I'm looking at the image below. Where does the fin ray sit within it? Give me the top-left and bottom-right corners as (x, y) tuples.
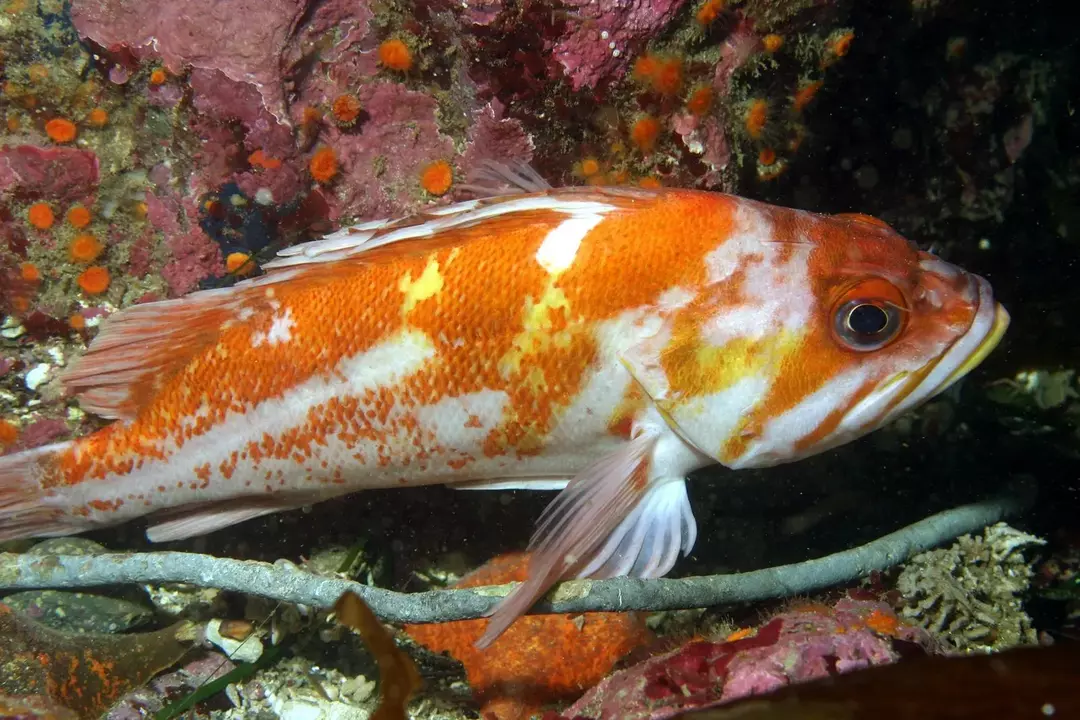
(261, 182), (660, 273)
(61, 292), (243, 420)
(476, 432), (658, 648)
(576, 479), (696, 580)
(452, 477), (572, 491)
(146, 502), (293, 542)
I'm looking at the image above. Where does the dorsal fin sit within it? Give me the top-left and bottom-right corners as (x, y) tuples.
(261, 184), (654, 272)
(457, 159), (554, 196)
(59, 287), (262, 420)
(835, 212), (894, 230)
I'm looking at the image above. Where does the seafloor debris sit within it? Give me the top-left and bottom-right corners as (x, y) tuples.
(0, 602), (195, 720)
(205, 617), (265, 663)
(0, 693), (79, 720)
(551, 595), (932, 720)
(896, 521), (1045, 653)
(2, 588), (153, 634)
(106, 651), (242, 720)
(405, 551), (653, 720)
(986, 369), (1079, 412)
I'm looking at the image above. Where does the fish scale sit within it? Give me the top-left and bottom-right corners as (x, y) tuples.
(0, 170), (1009, 647)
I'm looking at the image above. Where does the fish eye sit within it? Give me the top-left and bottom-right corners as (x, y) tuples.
(833, 299), (903, 351)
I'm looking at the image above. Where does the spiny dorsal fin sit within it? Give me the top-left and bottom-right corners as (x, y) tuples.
(458, 159), (554, 197)
(261, 185), (656, 272)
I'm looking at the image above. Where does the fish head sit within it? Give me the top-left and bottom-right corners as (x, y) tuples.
(622, 207), (1009, 470)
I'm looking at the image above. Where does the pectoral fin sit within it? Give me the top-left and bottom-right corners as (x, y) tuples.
(476, 427), (700, 648)
(476, 432), (657, 648)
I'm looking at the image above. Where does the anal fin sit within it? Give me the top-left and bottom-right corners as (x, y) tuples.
(145, 496), (311, 542)
(451, 477), (571, 492)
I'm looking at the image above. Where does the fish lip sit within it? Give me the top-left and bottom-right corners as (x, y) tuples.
(927, 299), (1009, 398)
(874, 273), (1009, 427)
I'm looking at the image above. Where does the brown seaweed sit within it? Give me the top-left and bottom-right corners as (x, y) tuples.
(334, 591), (421, 720)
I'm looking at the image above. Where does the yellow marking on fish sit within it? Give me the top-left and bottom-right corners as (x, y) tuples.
(525, 366), (548, 392)
(499, 282), (573, 378)
(399, 257), (444, 316)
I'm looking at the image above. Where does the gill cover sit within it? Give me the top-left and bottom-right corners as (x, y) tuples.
(621, 301), (783, 468)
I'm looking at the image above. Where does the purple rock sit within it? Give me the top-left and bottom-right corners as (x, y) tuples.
(71, 0), (310, 122)
(0, 146), (100, 202)
(560, 597), (934, 720)
(553, 0), (689, 90)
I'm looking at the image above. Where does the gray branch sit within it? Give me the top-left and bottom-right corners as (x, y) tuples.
(0, 492), (1030, 624)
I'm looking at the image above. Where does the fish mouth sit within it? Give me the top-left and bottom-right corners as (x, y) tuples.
(842, 273), (1009, 432)
(927, 300), (1010, 398)
(881, 273), (1009, 425)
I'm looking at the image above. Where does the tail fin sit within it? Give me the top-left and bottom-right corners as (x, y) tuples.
(0, 442), (80, 542)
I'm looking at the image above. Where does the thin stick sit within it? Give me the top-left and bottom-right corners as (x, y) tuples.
(0, 491), (1030, 624)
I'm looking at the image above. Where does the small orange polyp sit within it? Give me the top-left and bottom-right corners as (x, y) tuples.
(67, 206), (92, 228)
(378, 39), (412, 71)
(87, 107), (109, 127)
(696, 0), (725, 25)
(686, 86), (714, 116)
(27, 202), (54, 229)
(19, 262), (41, 284)
(420, 160), (453, 196)
(331, 94), (362, 127)
(630, 115), (661, 152)
(762, 34), (784, 53)
(744, 99), (768, 138)
(45, 118), (77, 143)
(309, 147), (338, 183)
(69, 234), (104, 263)
(77, 266), (111, 295)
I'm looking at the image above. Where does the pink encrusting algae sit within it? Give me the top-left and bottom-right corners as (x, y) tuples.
(0, 170), (1008, 646)
(554, 595), (934, 719)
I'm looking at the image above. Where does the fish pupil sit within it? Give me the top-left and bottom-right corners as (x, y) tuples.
(847, 303), (889, 335)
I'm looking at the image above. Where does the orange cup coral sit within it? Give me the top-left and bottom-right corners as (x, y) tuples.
(45, 118), (77, 143)
(419, 160), (453, 196)
(77, 266), (110, 294)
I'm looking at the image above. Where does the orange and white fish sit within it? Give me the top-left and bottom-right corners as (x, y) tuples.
(0, 164), (1008, 646)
